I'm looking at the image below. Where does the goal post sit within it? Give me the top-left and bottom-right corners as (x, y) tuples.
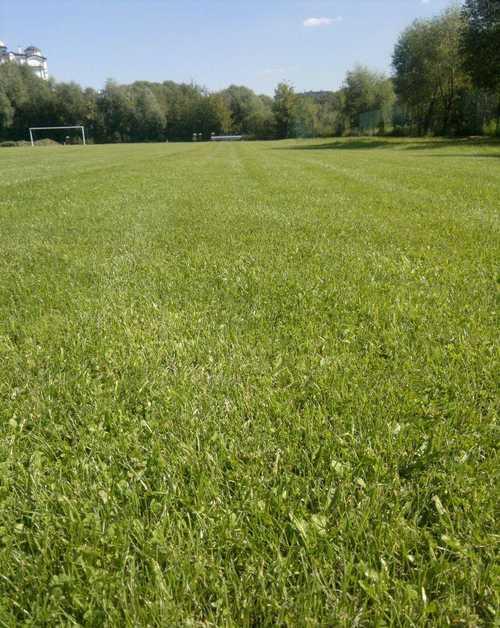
(29, 125), (87, 146)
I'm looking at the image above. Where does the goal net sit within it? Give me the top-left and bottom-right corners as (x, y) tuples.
(29, 126), (87, 146)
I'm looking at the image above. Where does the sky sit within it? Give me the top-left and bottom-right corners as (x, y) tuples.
(0, 0), (455, 94)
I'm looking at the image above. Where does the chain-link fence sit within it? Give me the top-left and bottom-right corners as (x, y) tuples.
(358, 92), (499, 136)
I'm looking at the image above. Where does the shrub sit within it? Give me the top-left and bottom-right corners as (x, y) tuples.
(483, 119), (500, 137)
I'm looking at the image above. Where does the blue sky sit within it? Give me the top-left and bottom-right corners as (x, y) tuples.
(1, 0), (455, 94)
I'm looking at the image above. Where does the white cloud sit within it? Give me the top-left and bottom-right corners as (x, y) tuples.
(303, 16), (342, 28)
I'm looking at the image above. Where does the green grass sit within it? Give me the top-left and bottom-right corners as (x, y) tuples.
(0, 137), (498, 626)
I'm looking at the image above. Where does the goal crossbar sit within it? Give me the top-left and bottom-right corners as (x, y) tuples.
(29, 126), (86, 146)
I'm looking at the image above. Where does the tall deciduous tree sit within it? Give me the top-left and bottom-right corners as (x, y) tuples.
(221, 85), (271, 135)
(208, 93), (233, 135)
(293, 97), (319, 138)
(130, 84), (166, 141)
(97, 80), (136, 142)
(342, 65), (395, 132)
(273, 82), (297, 139)
(195, 92), (233, 138)
(0, 88), (14, 135)
(461, 0), (500, 92)
(392, 8), (469, 135)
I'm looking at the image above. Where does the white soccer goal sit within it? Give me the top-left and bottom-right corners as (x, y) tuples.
(29, 125), (87, 146)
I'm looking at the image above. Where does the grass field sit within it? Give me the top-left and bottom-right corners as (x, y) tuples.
(0, 137), (498, 626)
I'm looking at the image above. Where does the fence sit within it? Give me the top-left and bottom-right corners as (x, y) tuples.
(358, 92), (500, 137)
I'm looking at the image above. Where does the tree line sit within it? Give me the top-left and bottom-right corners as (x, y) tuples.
(0, 1), (498, 143)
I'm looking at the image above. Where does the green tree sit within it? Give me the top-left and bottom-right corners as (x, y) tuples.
(273, 82), (297, 139)
(193, 92), (233, 139)
(342, 65), (395, 133)
(52, 82), (90, 125)
(301, 90), (349, 137)
(221, 85), (268, 135)
(461, 0), (500, 92)
(0, 88), (14, 136)
(97, 80), (136, 142)
(209, 93), (233, 135)
(163, 81), (204, 140)
(130, 84), (166, 141)
(0, 62), (55, 140)
(392, 8), (469, 135)
(245, 95), (275, 138)
(293, 96), (319, 138)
